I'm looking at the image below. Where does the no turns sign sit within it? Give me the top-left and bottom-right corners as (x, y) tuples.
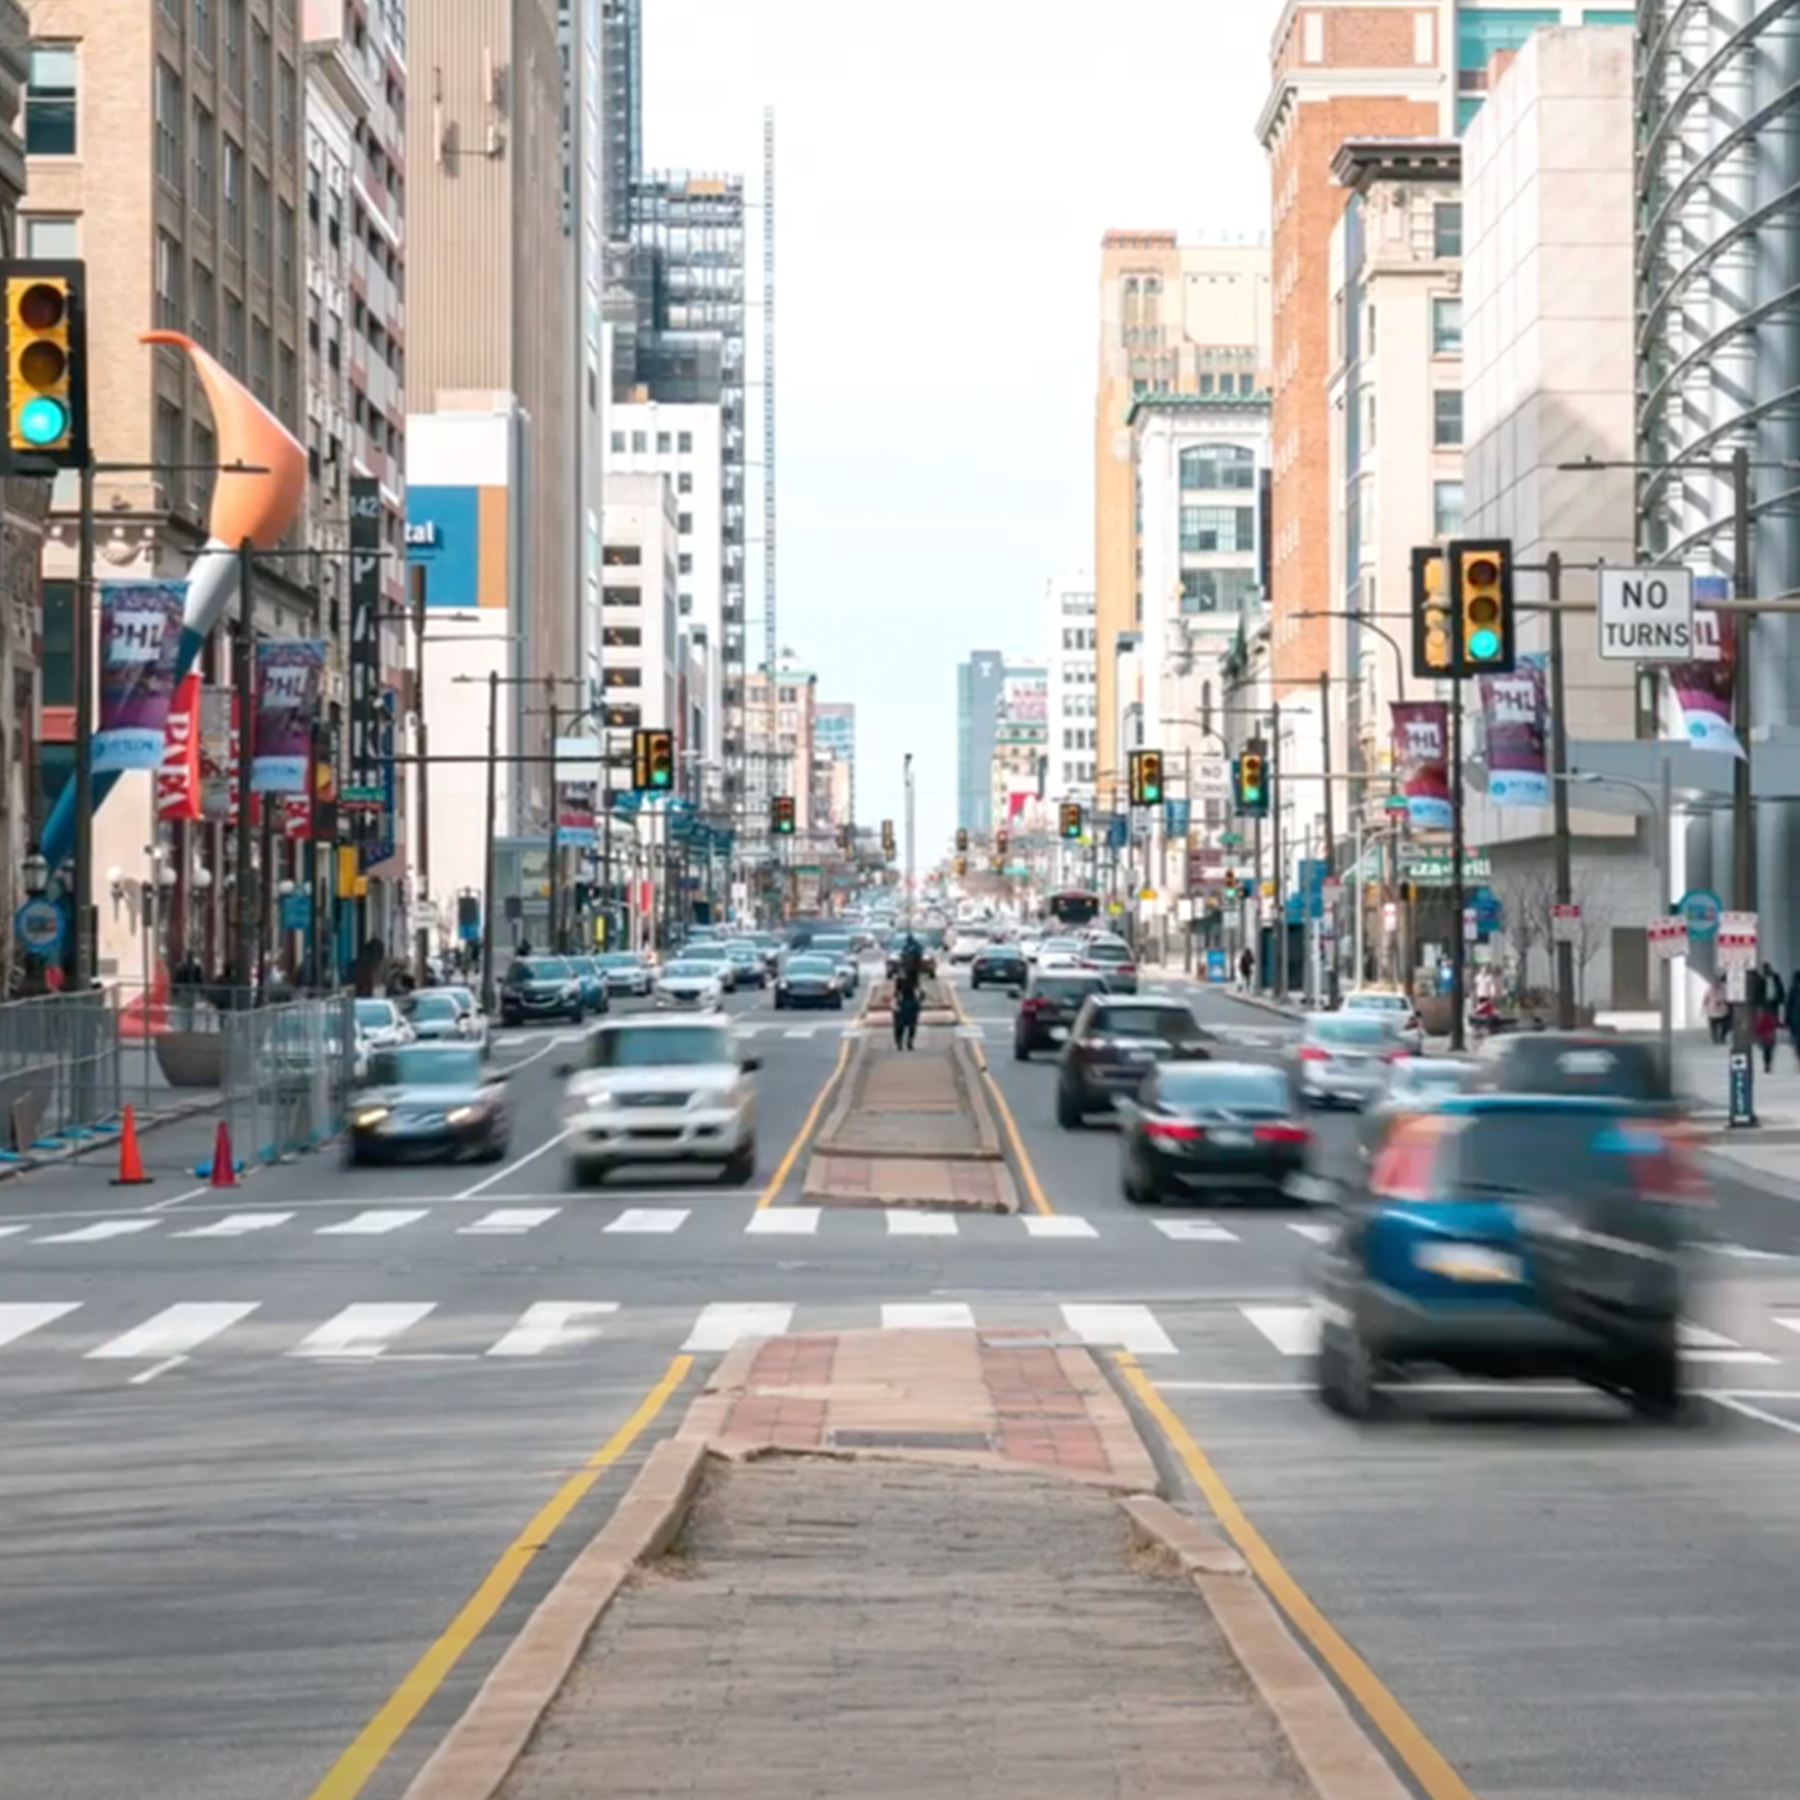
(1597, 566), (1694, 662)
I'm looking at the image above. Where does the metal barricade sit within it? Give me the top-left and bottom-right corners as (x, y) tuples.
(219, 994), (358, 1166)
(0, 989), (123, 1153)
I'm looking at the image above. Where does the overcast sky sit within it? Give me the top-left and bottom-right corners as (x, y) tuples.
(641, 0), (1281, 853)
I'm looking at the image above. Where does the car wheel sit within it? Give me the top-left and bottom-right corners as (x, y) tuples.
(1121, 1153), (1158, 1205)
(566, 1158), (603, 1189)
(722, 1142), (756, 1186)
(1620, 1335), (1682, 1421)
(1056, 1084), (1085, 1130)
(343, 1141), (365, 1169)
(1014, 1040), (1029, 1062)
(570, 1006), (584, 1024)
(478, 1136), (510, 1164)
(1316, 1320), (1385, 1421)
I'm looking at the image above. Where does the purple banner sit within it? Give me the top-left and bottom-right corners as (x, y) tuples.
(1391, 701), (1452, 832)
(94, 582), (186, 775)
(1479, 654), (1548, 808)
(1667, 576), (1742, 755)
(250, 640), (326, 794)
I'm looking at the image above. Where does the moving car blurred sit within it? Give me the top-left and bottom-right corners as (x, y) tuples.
(1034, 935), (1086, 971)
(354, 996), (413, 1052)
(947, 927), (991, 966)
(1359, 1056), (1469, 1161)
(1341, 987), (1425, 1054)
(775, 953), (844, 1010)
(597, 951), (654, 998)
(346, 1044), (510, 1166)
(1313, 1096), (1707, 1420)
(1289, 1012), (1409, 1110)
(407, 988), (489, 1055)
(654, 959), (726, 1010)
(1077, 935), (1139, 993)
(499, 956), (586, 1028)
(677, 942), (738, 993)
(566, 956), (610, 1013)
(560, 1016), (760, 1187)
(1056, 996), (1216, 1128)
(969, 941), (1029, 991)
(724, 939), (769, 990)
(884, 933), (938, 980)
(1468, 1031), (1680, 1121)
(810, 932), (859, 993)
(1014, 969), (1107, 1059)
(1119, 1061), (1312, 1205)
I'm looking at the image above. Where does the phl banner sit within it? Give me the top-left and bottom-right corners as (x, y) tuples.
(156, 672), (203, 821)
(1666, 575), (1742, 755)
(94, 581), (186, 775)
(1478, 655), (1548, 809)
(1390, 700), (1452, 832)
(557, 782), (597, 846)
(251, 640), (326, 793)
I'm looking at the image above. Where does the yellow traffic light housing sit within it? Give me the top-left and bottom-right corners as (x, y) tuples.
(1235, 743), (1268, 816)
(1411, 546), (1452, 677)
(3, 262), (86, 471)
(955, 827), (968, 853)
(1450, 539), (1515, 672)
(770, 794), (795, 836)
(646, 728), (675, 791)
(1128, 748), (1164, 807)
(1060, 802), (1082, 841)
(880, 819), (895, 857)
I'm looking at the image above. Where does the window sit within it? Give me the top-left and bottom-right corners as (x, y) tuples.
(155, 400), (183, 488)
(277, 57), (296, 158)
(1180, 569), (1260, 614)
(1180, 506), (1256, 554)
(1432, 297), (1463, 355)
(609, 431), (625, 453)
(603, 667), (643, 689)
(223, 290), (245, 376)
(155, 233), (183, 328)
(223, 0), (243, 94)
(1434, 202), (1463, 258)
(602, 584), (641, 606)
(22, 215), (78, 256)
(1433, 388), (1464, 447)
(278, 344), (296, 423)
(1433, 480), (1465, 538)
(677, 512), (692, 535)
(1179, 444), (1255, 491)
(678, 552), (693, 575)
(191, 421), (216, 511)
(677, 431), (693, 453)
(630, 431), (646, 453)
(251, 319), (271, 400)
(39, 579), (75, 706)
(251, 169), (271, 280)
(192, 102), (215, 216)
(677, 471), (692, 495)
(222, 135), (244, 252)
(655, 432), (671, 453)
(191, 260), (216, 347)
(192, 0), (213, 55)
(277, 199), (295, 295)
(25, 46), (78, 157)
(603, 544), (641, 566)
(1198, 373), (1214, 396)
(604, 626), (642, 648)
(155, 61), (184, 192)
(250, 21), (271, 136)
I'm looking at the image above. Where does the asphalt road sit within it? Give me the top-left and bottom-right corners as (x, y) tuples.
(8, 959), (1800, 1800)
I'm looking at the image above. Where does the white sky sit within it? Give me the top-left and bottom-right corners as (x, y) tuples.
(642, 0), (1284, 851)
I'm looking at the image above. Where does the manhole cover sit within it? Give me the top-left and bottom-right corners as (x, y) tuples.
(829, 1429), (994, 1452)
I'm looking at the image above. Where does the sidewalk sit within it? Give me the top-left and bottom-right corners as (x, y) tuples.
(408, 1330), (1409, 1800)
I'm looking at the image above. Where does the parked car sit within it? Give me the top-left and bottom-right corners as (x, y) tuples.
(969, 941), (1029, 991)
(1014, 969), (1108, 1059)
(1118, 1060), (1313, 1206)
(1288, 1012), (1409, 1110)
(1056, 996), (1216, 1128)
(775, 953), (844, 1010)
(499, 956), (586, 1028)
(345, 1044), (510, 1166)
(560, 1016), (760, 1187)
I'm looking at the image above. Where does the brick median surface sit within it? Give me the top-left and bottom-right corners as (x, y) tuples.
(496, 1457), (1313, 1800)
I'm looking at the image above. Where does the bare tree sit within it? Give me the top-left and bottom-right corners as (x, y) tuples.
(1491, 865), (1556, 1001)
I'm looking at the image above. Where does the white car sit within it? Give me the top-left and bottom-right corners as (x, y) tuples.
(354, 997), (413, 1052)
(1341, 988), (1426, 1054)
(560, 1016), (759, 1186)
(407, 988), (489, 1055)
(654, 959), (726, 1010)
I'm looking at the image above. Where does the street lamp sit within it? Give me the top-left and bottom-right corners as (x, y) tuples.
(20, 848), (48, 896)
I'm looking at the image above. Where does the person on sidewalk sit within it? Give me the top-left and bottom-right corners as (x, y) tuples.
(1238, 946), (1255, 993)
(1706, 975), (1732, 1046)
(1785, 970), (1800, 1067)
(893, 934), (924, 1052)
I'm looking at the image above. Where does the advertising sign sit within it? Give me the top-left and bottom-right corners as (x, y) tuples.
(1718, 911), (1758, 969)
(199, 684), (235, 822)
(345, 474), (385, 819)
(999, 674), (1048, 725)
(156, 672), (203, 822)
(94, 581), (186, 774)
(251, 640), (326, 793)
(1390, 700), (1452, 832)
(1479, 655), (1548, 808)
(1667, 577), (1742, 754)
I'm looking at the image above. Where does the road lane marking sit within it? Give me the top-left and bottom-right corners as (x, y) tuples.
(754, 1030), (855, 1212)
(486, 1301), (619, 1357)
(458, 1207), (560, 1235)
(129, 1355), (189, 1385)
(682, 1301), (794, 1352)
(885, 1211), (957, 1236)
(1708, 1392), (1800, 1436)
(603, 1208), (689, 1234)
(1021, 1215), (1096, 1238)
(745, 1207), (820, 1235)
(1060, 1303), (1176, 1356)
(0, 1302), (79, 1348)
(1153, 1220), (1240, 1242)
(949, 981), (1054, 1216)
(317, 1209), (428, 1236)
(881, 1301), (976, 1330)
(175, 1211), (294, 1238)
(1241, 1305), (1318, 1357)
(303, 1352), (690, 1800)
(1288, 1222), (1332, 1244)
(146, 1184), (211, 1213)
(452, 1127), (572, 1201)
(1118, 1357), (1482, 1800)
(88, 1301), (260, 1360)
(36, 1218), (161, 1244)
(292, 1302), (436, 1358)
(0, 1224), (28, 1239)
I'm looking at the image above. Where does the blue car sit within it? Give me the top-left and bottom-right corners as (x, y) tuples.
(566, 957), (611, 1016)
(1313, 1093), (1707, 1421)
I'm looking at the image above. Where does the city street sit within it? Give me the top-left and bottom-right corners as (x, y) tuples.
(9, 964), (1800, 1797)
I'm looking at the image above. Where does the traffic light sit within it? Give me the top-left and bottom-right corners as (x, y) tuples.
(1411, 546), (1453, 678)
(954, 854), (967, 877)
(996, 828), (1009, 856)
(955, 827), (968, 853)
(770, 794), (795, 835)
(880, 819), (895, 857)
(1235, 743), (1268, 816)
(1059, 802), (1083, 841)
(1450, 538), (1515, 673)
(1128, 748), (1164, 807)
(630, 728), (674, 792)
(2, 262), (87, 473)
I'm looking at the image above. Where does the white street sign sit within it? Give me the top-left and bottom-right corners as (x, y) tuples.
(1551, 902), (1582, 944)
(1726, 965), (1748, 1002)
(1718, 910), (1758, 968)
(1649, 916), (1686, 962)
(1321, 878), (1342, 907)
(1597, 566), (1694, 663)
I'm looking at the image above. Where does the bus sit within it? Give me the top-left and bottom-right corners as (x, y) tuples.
(1044, 890), (1100, 930)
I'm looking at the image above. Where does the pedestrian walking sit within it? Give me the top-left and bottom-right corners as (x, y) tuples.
(1785, 971), (1800, 1069)
(892, 933), (925, 1052)
(1706, 975), (1731, 1046)
(1238, 946), (1255, 993)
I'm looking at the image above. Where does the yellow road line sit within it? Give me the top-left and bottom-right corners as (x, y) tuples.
(305, 1353), (693, 1800)
(754, 1031), (852, 1211)
(948, 976), (1054, 1216)
(1114, 1356), (1480, 1800)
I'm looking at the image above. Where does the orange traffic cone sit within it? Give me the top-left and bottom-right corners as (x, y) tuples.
(109, 1106), (152, 1187)
(208, 1119), (238, 1188)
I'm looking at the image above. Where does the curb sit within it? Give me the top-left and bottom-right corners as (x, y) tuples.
(398, 1434), (709, 1800)
(1122, 1496), (1412, 1800)
(0, 1093), (224, 1184)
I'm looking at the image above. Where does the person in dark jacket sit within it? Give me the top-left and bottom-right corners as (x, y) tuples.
(893, 935), (925, 1051)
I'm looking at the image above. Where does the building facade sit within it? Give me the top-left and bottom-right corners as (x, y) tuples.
(956, 649), (1007, 837)
(599, 471), (680, 748)
(814, 701), (854, 822)
(742, 660), (816, 833)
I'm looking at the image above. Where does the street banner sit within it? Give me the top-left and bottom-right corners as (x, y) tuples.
(94, 581), (186, 774)
(156, 672), (203, 821)
(1667, 576), (1742, 754)
(281, 795), (311, 840)
(558, 781), (597, 846)
(1390, 700), (1452, 831)
(1479, 654), (1548, 808)
(1164, 797), (1191, 836)
(199, 684), (234, 821)
(251, 639), (326, 793)
(344, 474), (385, 815)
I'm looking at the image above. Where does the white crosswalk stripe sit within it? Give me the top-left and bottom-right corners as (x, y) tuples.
(1288, 1223), (1333, 1244)
(459, 1207), (560, 1235)
(1060, 1302), (1176, 1356)
(885, 1212), (958, 1237)
(292, 1302), (436, 1358)
(0, 1224), (30, 1240)
(0, 1302), (78, 1348)
(316, 1210), (429, 1237)
(604, 1208), (689, 1234)
(1240, 1305), (1317, 1357)
(881, 1302), (976, 1330)
(487, 1302), (618, 1357)
(1680, 1322), (1778, 1364)
(1020, 1215), (1097, 1238)
(682, 1301), (795, 1352)
(88, 1302), (260, 1360)
(36, 1219), (160, 1245)
(174, 1212), (294, 1239)
(1153, 1221), (1240, 1243)
(745, 1208), (821, 1235)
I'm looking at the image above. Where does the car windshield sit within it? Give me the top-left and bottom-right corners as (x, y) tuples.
(411, 994), (461, 1022)
(585, 1025), (733, 1069)
(514, 959), (571, 981)
(371, 1045), (482, 1088)
(1084, 941), (1132, 961)
(1157, 1066), (1290, 1110)
(599, 953), (641, 969)
(1482, 1037), (1671, 1101)
(683, 945), (731, 963)
(812, 936), (851, 953)
(1041, 938), (1082, 957)
(1346, 993), (1408, 1013)
(355, 1000), (396, 1026)
(786, 956), (835, 975)
(662, 963), (715, 980)
(1393, 1061), (1467, 1097)
(1089, 1004), (1202, 1041)
(1033, 976), (1104, 1003)
(1310, 1015), (1399, 1045)
(444, 988), (477, 1013)
(1432, 1109), (1684, 1204)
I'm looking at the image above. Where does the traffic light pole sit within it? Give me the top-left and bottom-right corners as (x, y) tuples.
(1449, 671), (1468, 1053)
(1545, 549), (1575, 1030)
(1270, 700), (1286, 1003)
(69, 458), (96, 988)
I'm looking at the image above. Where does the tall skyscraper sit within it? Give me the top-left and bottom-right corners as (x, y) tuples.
(815, 702), (855, 821)
(957, 651), (1008, 836)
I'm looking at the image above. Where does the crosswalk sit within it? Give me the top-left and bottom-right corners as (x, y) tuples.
(724, 1016), (1292, 1045)
(0, 1293), (1790, 1373)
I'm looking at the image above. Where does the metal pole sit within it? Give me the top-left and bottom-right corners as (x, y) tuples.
(1449, 670), (1467, 1052)
(1183, 745), (1195, 977)
(234, 543), (258, 1000)
(1252, 811), (1263, 988)
(1353, 810), (1365, 988)
(309, 720), (330, 992)
(1659, 753), (1673, 1071)
(411, 564), (431, 984)
(1319, 670), (1336, 1006)
(547, 687), (560, 953)
(1546, 550), (1575, 1028)
(479, 670), (499, 1014)
(70, 460), (96, 986)
(1731, 444), (1755, 915)
(903, 753), (916, 929)
(1270, 700), (1286, 1001)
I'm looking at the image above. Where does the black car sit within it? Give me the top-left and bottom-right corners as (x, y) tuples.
(345, 1044), (510, 1165)
(1056, 996), (1215, 1128)
(1120, 1061), (1312, 1205)
(1014, 969), (1107, 1058)
(969, 942), (1029, 991)
(1468, 1031), (1681, 1118)
(775, 953), (843, 1010)
(499, 956), (585, 1027)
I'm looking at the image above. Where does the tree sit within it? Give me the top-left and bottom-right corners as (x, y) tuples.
(1490, 865), (1555, 1001)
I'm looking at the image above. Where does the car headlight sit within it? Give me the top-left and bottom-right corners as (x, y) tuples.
(563, 1088), (610, 1117)
(446, 1104), (481, 1125)
(354, 1106), (390, 1128)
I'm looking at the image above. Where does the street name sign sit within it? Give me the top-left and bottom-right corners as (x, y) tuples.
(1597, 566), (1693, 663)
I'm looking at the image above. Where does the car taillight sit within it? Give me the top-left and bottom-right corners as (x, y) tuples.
(1636, 1139), (1714, 1206)
(1381, 1049), (1409, 1063)
(1253, 1123), (1311, 1144)
(1144, 1120), (1204, 1141)
(1020, 996), (1045, 1014)
(1297, 1045), (1329, 1062)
